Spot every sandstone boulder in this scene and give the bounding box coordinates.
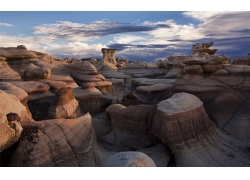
[20,63,51,80]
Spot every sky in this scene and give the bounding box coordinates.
[1,3,250,62]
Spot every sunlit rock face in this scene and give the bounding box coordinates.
[0,90,31,153]
[20,63,51,80]
[152,92,250,167]
[101,48,117,65]
[10,113,97,167]
[46,87,81,119]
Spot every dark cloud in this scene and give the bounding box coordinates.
[230,29,250,35]
[32,21,170,40]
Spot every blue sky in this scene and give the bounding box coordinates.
[1,11,250,62]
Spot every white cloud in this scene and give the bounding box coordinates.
[0,22,14,27]
[110,35,147,44]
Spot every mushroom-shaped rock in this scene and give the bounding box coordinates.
[0,46,38,59]
[102,151,156,167]
[47,87,81,119]
[101,48,117,65]
[152,92,250,166]
[0,90,31,152]
[102,104,157,150]
[10,113,97,167]
[20,63,51,80]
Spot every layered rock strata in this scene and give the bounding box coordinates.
[152,93,250,166]
[10,113,97,167]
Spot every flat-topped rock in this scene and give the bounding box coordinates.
[132,78,175,87]
[0,46,38,59]
[10,81,55,101]
[73,87,102,99]
[183,55,230,65]
[156,93,203,116]
[135,84,173,102]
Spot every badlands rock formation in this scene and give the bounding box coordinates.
[0,90,31,152]
[1,43,250,167]
[10,113,97,167]
[152,93,250,166]
[101,48,117,64]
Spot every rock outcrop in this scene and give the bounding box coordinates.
[47,87,81,119]
[10,113,97,167]
[101,104,157,150]
[0,90,31,152]
[20,63,51,80]
[101,48,116,64]
[135,84,173,103]
[0,82,29,105]
[152,93,250,166]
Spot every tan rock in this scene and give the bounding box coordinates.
[125,62,146,69]
[10,113,97,167]
[0,90,31,152]
[10,81,55,101]
[20,63,51,80]
[0,46,37,59]
[47,87,81,119]
[101,48,116,64]
[0,82,28,105]
[46,80,67,93]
